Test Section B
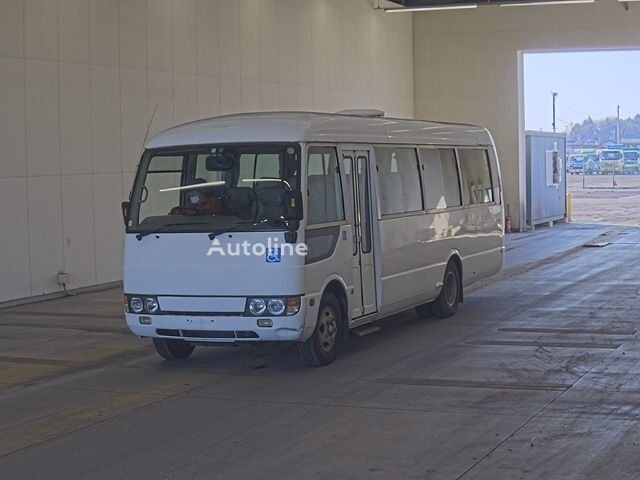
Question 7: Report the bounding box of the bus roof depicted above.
[146,112,494,149]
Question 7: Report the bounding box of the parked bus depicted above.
[599,149,624,175]
[572,149,599,175]
[623,149,640,175]
[121,111,505,366]
[584,153,600,175]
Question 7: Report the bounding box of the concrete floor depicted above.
[568,174,640,226]
[1,223,639,479]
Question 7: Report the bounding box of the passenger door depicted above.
[343,150,377,318]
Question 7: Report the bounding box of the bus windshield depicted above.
[128,143,301,234]
[601,151,622,160]
[624,151,639,161]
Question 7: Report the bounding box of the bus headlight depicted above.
[126,295,161,314]
[144,297,160,313]
[267,298,286,316]
[248,298,267,316]
[130,297,144,313]
[246,297,301,316]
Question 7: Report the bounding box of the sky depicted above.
[524,50,640,132]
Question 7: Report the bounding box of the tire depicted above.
[153,338,195,360]
[432,261,461,318]
[416,261,461,319]
[298,292,342,367]
[415,301,435,318]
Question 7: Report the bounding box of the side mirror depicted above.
[121,201,131,227]
[282,190,303,222]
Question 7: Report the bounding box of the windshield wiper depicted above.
[207,219,288,240]
[135,222,211,240]
[134,219,288,241]
[207,221,262,240]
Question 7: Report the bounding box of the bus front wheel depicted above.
[153,338,195,360]
[298,292,341,367]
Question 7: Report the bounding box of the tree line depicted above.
[568,115,640,145]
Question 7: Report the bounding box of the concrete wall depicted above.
[0,0,414,302]
[413,0,640,230]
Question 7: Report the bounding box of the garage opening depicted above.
[523,50,640,227]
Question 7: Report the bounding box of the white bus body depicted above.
[122,112,504,366]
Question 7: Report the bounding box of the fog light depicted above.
[139,316,152,325]
[257,318,273,328]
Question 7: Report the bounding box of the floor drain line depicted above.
[371,377,570,392]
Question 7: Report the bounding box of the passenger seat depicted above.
[227,187,257,220]
[254,182,285,221]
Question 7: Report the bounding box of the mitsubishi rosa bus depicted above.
[121,111,504,366]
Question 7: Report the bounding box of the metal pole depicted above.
[617,105,620,144]
[552,92,558,133]
[615,105,620,188]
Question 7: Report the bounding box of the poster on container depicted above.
[546,147,562,187]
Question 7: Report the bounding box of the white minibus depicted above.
[122,111,504,366]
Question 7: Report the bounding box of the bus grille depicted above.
[155,329,259,340]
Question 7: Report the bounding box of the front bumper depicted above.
[125,310,306,342]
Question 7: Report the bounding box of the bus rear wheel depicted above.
[298,292,341,367]
[432,261,461,318]
[153,338,195,360]
[416,261,460,319]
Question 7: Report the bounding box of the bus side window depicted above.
[421,148,461,210]
[307,147,345,226]
[255,154,280,179]
[139,155,185,222]
[374,147,423,216]
[357,156,372,254]
[238,154,257,184]
[343,156,357,255]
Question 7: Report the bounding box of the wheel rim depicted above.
[317,305,338,353]
[444,271,458,307]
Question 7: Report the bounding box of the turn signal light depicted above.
[286,297,301,315]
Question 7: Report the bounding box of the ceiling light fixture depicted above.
[499,0,594,6]
[385,4,478,12]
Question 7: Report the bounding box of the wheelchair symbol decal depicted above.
[266,248,282,263]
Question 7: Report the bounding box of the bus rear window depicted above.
[458,149,494,205]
